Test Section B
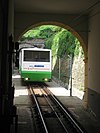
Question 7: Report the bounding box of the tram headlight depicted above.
[25,77,29,81]
[44,78,48,81]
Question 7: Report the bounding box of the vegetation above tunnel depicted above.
[21,25,84,58]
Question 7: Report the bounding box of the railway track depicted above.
[28,83,87,133]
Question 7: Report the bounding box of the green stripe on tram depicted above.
[20,70,51,81]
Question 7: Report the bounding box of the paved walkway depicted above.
[46,81,100,133]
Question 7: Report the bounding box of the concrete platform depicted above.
[46,81,100,133]
[11,74,100,133]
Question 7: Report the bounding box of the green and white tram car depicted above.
[19,47,52,82]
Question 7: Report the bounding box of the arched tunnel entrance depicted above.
[14,22,88,108]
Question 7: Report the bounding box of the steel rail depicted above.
[30,87,49,133]
[46,88,85,133]
[40,89,69,133]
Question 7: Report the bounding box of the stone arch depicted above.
[18,21,88,108]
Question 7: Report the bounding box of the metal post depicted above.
[58,56,60,80]
[70,55,72,96]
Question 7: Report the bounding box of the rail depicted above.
[29,87,49,133]
[46,88,86,133]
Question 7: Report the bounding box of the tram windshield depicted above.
[24,50,50,62]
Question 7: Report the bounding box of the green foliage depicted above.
[22,29,41,39]
[21,25,84,59]
[22,25,61,40]
[57,29,76,57]
[45,28,78,58]
[74,39,84,57]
